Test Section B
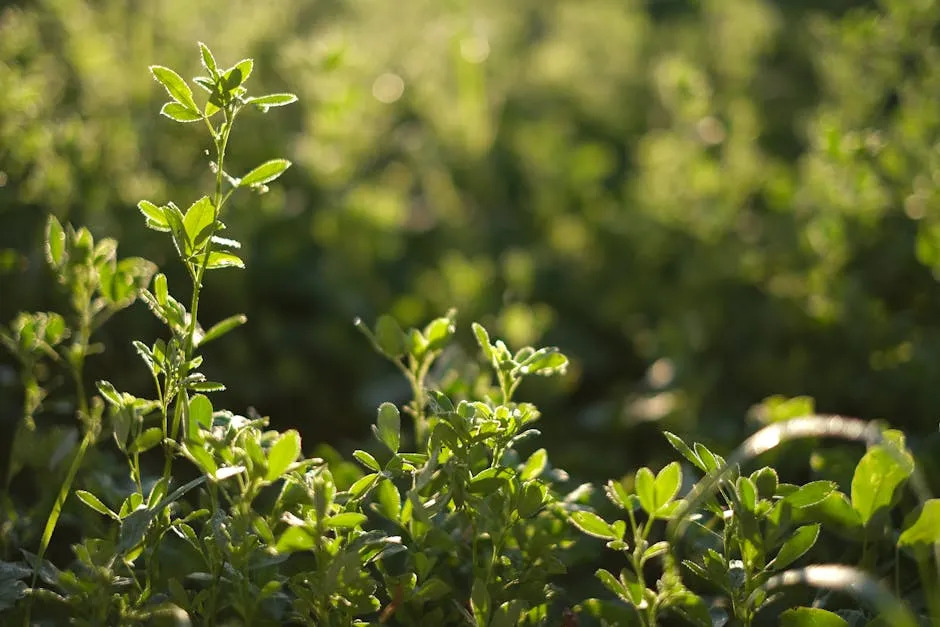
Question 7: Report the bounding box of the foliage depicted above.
[2,41,940,627]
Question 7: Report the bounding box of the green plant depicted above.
[570,404,940,627]
[0,44,584,626]
[4,38,940,627]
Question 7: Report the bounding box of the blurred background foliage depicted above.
[4,0,940,484]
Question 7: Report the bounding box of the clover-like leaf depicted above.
[239,159,291,188]
[75,490,119,521]
[898,499,940,547]
[150,65,199,113]
[374,402,400,453]
[772,524,820,570]
[266,430,301,482]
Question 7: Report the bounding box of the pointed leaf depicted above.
[772,524,820,570]
[160,102,203,122]
[375,402,400,453]
[266,430,301,481]
[75,490,119,521]
[898,499,940,547]
[570,511,617,540]
[248,93,298,111]
[780,607,849,627]
[239,159,291,187]
[182,196,215,251]
[129,427,163,454]
[199,314,247,346]
[45,215,66,268]
[204,251,244,269]
[150,65,199,113]
[198,42,218,76]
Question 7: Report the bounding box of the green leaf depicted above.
[353,450,381,472]
[518,482,547,518]
[96,380,123,407]
[324,512,368,529]
[374,478,400,521]
[154,273,169,307]
[198,42,218,76]
[785,481,837,509]
[520,448,548,481]
[189,381,225,392]
[635,467,656,515]
[751,467,779,500]
[851,439,914,526]
[188,394,213,437]
[150,65,199,113]
[223,58,254,90]
[374,402,400,453]
[736,476,758,512]
[595,569,632,605]
[248,93,299,111]
[570,511,617,540]
[184,443,218,476]
[182,196,216,251]
[275,526,315,553]
[898,499,940,547]
[75,490,119,520]
[472,322,494,362]
[654,461,682,512]
[129,427,163,454]
[517,347,568,376]
[199,314,247,346]
[239,159,291,187]
[780,607,849,627]
[160,102,203,123]
[423,316,456,351]
[45,215,66,268]
[470,578,490,627]
[374,315,406,357]
[663,432,703,471]
[772,524,820,570]
[266,430,301,481]
[204,251,244,269]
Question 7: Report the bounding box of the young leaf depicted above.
[779,607,848,627]
[654,461,682,511]
[470,578,490,627]
[472,322,494,363]
[898,499,940,547]
[520,448,548,481]
[375,402,401,453]
[785,481,837,509]
[353,450,381,472]
[570,511,617,540]
[45,215,66,268]
[96,380,123,407]
[182,196,216,251]
[663,432,704,472]
[198,42,218,77]
[75,490,119,521]
[160,102,203,123]
[247,93,299,112]
[188,394,213,432]
[275,527,315,553]
[150,65,199,113]
[851,441,914,526]
[324,512,368,529]
[239,159,291,188]
[129,427,163,454]
[772,524,820,571]
[266,430,301,481]
[375,315,406,358]
[635,467,657,515]
[223,58,254,90]
[204,251,244,269]
[199,314,247,346]
[736,476,758,512]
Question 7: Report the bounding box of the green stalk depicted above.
[24,313,93,627]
